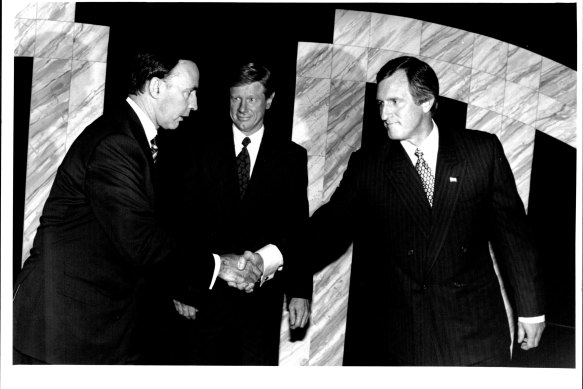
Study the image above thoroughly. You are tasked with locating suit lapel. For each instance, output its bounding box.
[384,141,431,238]
[213,127,241,205]
[125,102,154,167]
[425,129,466,273]
[124,102,160,196]
[244,127,278,203]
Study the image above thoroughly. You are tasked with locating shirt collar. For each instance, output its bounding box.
[400,120,439,173]
[232,124,265,148]
[401,120,439,155]
[126,96,157,143]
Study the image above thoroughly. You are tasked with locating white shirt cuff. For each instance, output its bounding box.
[257,244,283,286]
[518,315,545,324]
[209,254,221,289]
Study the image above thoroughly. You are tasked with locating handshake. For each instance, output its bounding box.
[218,250,264,293]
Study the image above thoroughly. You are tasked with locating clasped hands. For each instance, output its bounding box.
[218,250,264,293]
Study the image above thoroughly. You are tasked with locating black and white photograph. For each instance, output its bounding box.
[1,1,581,388]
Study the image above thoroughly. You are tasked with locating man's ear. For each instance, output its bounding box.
[420,96,434,114]
[265,92,275,110]
[148,77,162,98]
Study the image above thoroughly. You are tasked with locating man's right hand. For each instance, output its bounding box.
[218,252,262,292]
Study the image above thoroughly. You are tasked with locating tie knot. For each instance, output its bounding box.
[414,148,423,159]
[150,136,158,150]
[242,137,251,147]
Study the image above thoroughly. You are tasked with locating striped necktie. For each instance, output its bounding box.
[150,136,159,163]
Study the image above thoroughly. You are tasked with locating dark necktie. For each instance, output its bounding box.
[415,148,434,207]
[150,136,159,164]
[236,137,251,199]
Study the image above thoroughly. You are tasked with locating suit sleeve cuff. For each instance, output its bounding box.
[257,244,283,286]
[209,254,220,289]
[518,315,545,324]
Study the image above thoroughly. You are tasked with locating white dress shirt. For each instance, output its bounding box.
[126,97,157,146]
[207,125,284,289]
[400,120,439,174]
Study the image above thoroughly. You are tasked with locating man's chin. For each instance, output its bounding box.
[162,123,179,130]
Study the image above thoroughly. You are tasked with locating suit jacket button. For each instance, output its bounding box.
[407,249,414,256]
[422,284,428,290]
[461,246,468,253]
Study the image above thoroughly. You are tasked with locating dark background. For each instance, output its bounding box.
[14,2,578,367]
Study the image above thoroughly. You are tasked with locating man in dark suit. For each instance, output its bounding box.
[168,62,311,365]
[12,51,260,364]
[290,56,545,366]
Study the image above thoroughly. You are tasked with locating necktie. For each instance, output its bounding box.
[236,137,251,199]
[150,136,159,163]
[415,148,434,207]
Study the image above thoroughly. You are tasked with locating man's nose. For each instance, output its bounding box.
[380,104,391,121]
[238,100,247,113]
[188,94,198,112]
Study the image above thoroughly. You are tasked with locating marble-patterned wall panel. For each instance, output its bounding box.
[539,58,577,108]
[503,81,538,126]
[367,48,419,83]
[333,9,370,47]
[37,2,75,22]
[420,22,474,67]
[16,2,37,19]
[497,118,536,209]
[296,42,333,79]
[370,13,422,55]
[472,34,508,78]
[324,80,365,201]
[309,245,353,366]
[35,19,74,59]
[506,45,542,90]
[331,45,367,82]
[67,60,107,150]
[469,69,505,114]
[323,140,358,204]
[424,57,471,102]
[23,58,72,261]
[327,80,365,153]
[535,94,577,148]
[73,23,110,62]
[466,105,503,134]
[292,76,331,157]
[14,18,36,56]
[306,155,326,216]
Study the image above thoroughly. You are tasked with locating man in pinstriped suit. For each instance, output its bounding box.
[293,56,545,366]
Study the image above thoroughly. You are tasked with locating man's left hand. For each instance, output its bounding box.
[288,297,310,329]
[517,321,545,350]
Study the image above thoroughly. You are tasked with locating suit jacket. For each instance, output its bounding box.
[157,120,310,364]
[13,102,215,364]
[301,125,544,366]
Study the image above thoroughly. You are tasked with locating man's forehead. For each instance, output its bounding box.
[230,82,265,95]
[377,73,410,96]
[167,61,199,84]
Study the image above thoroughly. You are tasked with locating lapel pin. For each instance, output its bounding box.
[449,177,457,182]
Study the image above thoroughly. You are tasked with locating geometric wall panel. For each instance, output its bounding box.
[13,1,110,264]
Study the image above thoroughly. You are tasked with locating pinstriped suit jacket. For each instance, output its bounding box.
[304,126,544,366]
